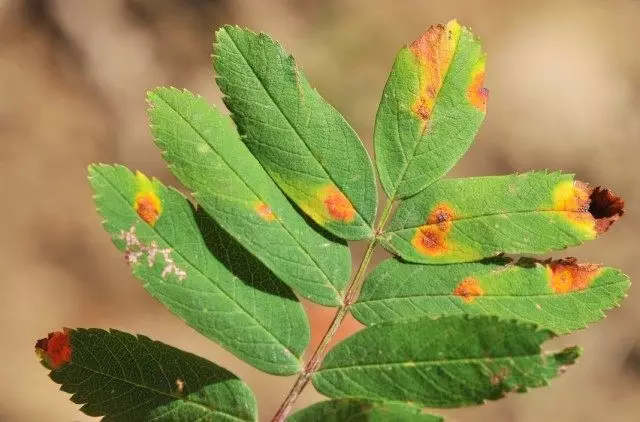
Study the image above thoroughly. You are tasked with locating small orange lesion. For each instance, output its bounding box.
[255,202,276,221]
[134,172,162,226]
[412,202,456,257]
[409,20,461,124]
[552,180,624,235]
[135,192,162,226]
[547,258,603,293]
[320,185,356,223]
[467,56,488,112]
[453,277,485,303]
[35,329,72,369]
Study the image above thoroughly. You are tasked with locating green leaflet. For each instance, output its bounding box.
[288,399,443,422]
[89,164,309,375]
[147,88,351,306]
[36,328,256,421]
[374,20,487,199]
[213,26,377,240]
[381,172,623,264]
[313,316,580,408]
[352,257,629,334]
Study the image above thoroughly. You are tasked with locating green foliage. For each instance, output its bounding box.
[37,18,628,422]
[89,164,309,375]
[41,329,257,421]
[147,88,350,306]
[313,316,580,408]
[288,399,443,421]
[352,257,629,334]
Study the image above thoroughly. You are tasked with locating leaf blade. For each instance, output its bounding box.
[288,399,443,422]
[351,257,629,334]
[214,26,377,240]
[313,316,580,408]
[89,164,309,375]
[381,172,624,264]
[374,20,487,199]
[36,328,257,421]
[148,87,351,306]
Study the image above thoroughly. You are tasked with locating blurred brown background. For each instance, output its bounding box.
[1,0,639,420]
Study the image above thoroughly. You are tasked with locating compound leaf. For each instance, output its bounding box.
[89,164,309,375]
[374,20,487,199]
[313,315,580,408]
[35,328,256,421]
[288,399,443,422]
[214,26,377,240]
[381,172,624,264]
[148,88,351,306]
[352,257,629,334]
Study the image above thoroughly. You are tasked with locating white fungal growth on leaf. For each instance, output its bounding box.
[119,226,187,281]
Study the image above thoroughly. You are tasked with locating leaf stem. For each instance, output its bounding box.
[271,199,394,421]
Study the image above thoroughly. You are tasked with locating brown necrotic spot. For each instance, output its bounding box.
[453,277,485,302]
[589,186,624,233]
[35,330,72,369]
[428,202,455,231]
[547,258,602,294]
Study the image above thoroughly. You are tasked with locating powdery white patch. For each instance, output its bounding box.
[119,226,187,281]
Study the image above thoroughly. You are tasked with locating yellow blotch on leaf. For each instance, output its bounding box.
[552,180,596,236]
[468,55,488,112]
[255,202,276,221]
[410,20,461,123]
[134,172,162,226]
[453,277,485,303]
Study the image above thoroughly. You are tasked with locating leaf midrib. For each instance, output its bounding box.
[318,352,550,374]
[221,29,371,226]
[94,168,303,367]
[68,361,249,422]
[389,209,594,234]
[355,280,625,304]
[151,92,341,303]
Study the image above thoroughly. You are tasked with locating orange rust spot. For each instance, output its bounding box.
[453,277,485,303]
[412,202,456,257]
[321,185,356,223]
[409,21,460,124]
[468,64,488,112]
[547,258,602,293]
[552,181,624,235]
[412,225,448,256]
[255,202,276,221]
[427,202,455,232]
[35,330,72,369]
[134,192,162,226]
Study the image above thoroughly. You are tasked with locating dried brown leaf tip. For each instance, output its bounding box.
[35,329,72,369]
[589,186,624,234]
[553,180,624,235]
[547,257,603,294]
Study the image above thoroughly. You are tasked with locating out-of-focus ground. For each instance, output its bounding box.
[1,0,639,420]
